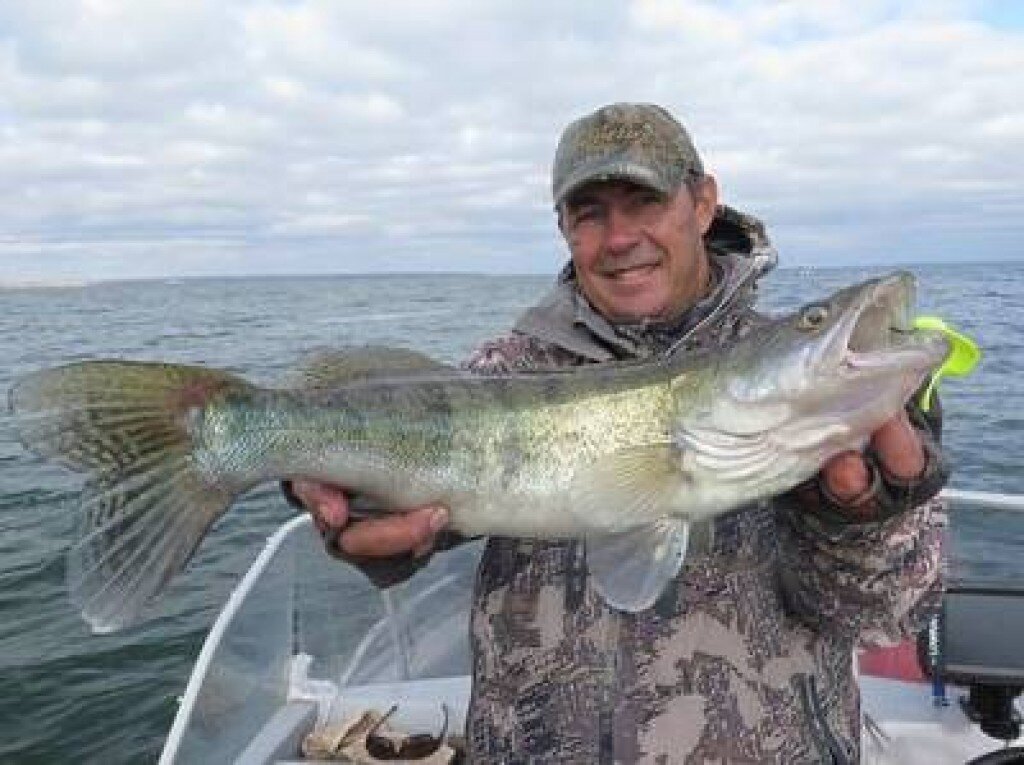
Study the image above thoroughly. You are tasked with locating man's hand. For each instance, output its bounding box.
[820,411,925,505]
[290,479,449,559]
[790,400,951,525]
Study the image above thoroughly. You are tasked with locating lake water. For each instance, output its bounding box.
[1,263,1022,763]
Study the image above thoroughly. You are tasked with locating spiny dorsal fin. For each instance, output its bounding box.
[291,346,452,389]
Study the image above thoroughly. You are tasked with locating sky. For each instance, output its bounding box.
[2,0,1023,282]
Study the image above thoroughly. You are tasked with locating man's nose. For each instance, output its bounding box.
[604,205,642,254]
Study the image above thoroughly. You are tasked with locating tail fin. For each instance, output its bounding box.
[9,360,251,633]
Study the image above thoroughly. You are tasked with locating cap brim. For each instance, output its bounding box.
[553,160,676,207]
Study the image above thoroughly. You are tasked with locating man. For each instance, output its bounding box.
[288,103,948,762]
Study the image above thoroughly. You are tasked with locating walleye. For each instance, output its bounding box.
[10,272,947,633]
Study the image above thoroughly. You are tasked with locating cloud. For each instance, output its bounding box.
[1,0,1022,281]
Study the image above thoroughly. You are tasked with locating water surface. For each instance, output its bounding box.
[1,264,1020,763]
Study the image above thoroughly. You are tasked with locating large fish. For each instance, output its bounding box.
[10,272,947,633]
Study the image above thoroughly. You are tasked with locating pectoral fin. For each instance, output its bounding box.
[587,518,690,612]
[568,443,691,610]
[568,442,688,531]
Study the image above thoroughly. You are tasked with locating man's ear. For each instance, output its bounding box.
[693,176,719,236]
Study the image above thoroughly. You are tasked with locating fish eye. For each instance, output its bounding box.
[798,304,829,330]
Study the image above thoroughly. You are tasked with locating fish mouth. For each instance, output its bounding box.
[838,272,948,374]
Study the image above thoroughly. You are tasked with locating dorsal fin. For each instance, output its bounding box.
[291,346,452,389]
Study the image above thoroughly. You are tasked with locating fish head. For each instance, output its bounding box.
[686,271,949,466]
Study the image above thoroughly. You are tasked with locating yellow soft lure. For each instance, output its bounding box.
[912,315,981,411]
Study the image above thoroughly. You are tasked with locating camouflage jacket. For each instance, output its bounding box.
[460,207,947,764]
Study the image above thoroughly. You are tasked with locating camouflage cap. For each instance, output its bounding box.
[552,103,704,207]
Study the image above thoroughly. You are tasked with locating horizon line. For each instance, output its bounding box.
[1,258,1019,288]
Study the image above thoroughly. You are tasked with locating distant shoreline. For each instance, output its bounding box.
[2,260,1020,289]
[0,278,98,289]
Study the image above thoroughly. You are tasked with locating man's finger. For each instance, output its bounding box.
[870,411,925,482]
[821,450,872,504]
[338,506,448,558]
[291,479,350,528]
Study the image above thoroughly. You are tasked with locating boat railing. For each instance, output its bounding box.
[943,488,1024,513]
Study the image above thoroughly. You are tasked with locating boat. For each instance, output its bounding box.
[158,489,1024,764]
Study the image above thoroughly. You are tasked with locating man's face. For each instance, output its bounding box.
[560,177,719,323]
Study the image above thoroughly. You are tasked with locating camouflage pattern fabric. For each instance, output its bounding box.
[459,211,947,763]
[551,103,705,207]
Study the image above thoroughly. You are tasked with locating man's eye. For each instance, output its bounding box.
[571,207,600,225]
[627,191,663,209]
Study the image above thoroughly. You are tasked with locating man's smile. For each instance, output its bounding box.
[603,262,661,282]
